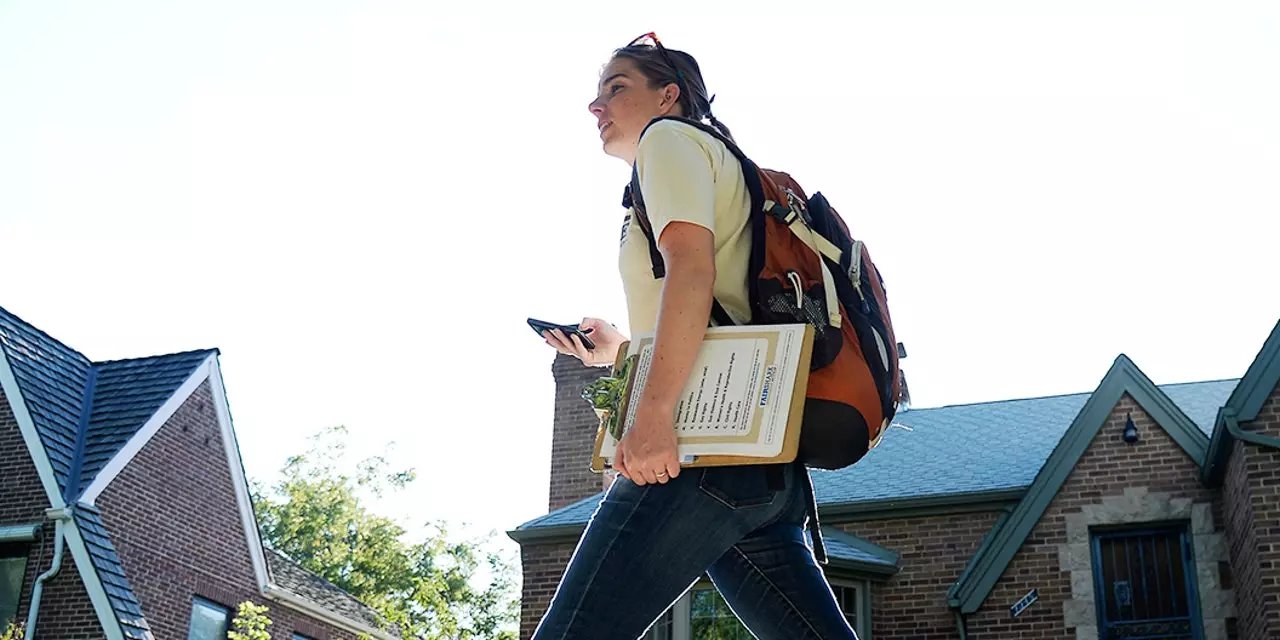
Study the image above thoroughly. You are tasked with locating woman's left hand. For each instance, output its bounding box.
[615,402,681,485]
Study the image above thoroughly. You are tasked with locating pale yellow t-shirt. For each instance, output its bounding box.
[618,119,753,336]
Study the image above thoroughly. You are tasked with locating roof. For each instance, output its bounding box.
[813,527,900,577]
[74,504,152,639]
[78,351,217,496]
[0,306,216,500]
[265,548,397,635]
[948,355,1217,614]
[1,304,395,639]
[1203,318,1280,484]
[513,374,1236,536]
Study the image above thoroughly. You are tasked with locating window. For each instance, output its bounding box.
[645,581,868,640]
[187,597,230,640]
[1090,525,1201,640]
[0,544,28,629]
[689,588,754,639]
[831,581,869,638]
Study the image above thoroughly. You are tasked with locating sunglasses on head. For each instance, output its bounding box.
[626,32,685,88]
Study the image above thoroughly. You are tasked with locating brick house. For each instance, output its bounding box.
[510,317,1280,640]
[0,305,399,639]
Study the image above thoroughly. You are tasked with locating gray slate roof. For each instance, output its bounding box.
[2,305,392,639]
[515,379,1239,534]
[0,306,215,499]
[265,548,398,636]
[79,350,214,495]
[75,504,152,639]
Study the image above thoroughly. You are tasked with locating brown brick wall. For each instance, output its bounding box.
[1223,381,1280,640]
[24,550,105,639]
[966,395,1225,639]
[2,388,104,638]
[518,540,576,639]
[549,355,606,512]
[95,380,358,639]
[837,511,1004,640]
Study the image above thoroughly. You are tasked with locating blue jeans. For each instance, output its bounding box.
[530,462,859,639]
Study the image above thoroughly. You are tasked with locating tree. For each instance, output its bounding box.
[251,426,518,640]
[229,601,273,640]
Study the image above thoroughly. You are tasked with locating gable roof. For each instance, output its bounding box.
[1203,318,1280,484]
[77,351,217,495]
[512,375,1235,536]
[0,304,397,639]
[265,549,395,634]
[0,305,217,502]
[947,354,1212,614]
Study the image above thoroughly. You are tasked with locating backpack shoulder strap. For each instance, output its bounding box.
[624,117,773,324]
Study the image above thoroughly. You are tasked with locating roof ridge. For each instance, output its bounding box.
[93,347,220,367]
[0,304,92,364]
[65,366,99,502]
[907,377,1240,413]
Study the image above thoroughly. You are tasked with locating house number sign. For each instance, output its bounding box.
[1010,589,1039,618]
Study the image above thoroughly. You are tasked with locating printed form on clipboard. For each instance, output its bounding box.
[590,323,815,471]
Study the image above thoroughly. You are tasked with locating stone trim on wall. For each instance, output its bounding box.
[1058,486,1235,640]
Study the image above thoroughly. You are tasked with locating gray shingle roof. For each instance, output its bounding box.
[265,548,400,636]
[75,504,153,639]
[514,379,1239,534]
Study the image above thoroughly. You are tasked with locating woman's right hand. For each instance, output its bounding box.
[544,317,627,367]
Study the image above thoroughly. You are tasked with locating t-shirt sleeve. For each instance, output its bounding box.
[634,121,717,242]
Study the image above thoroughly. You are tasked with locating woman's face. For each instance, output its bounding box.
[589,56,680,164]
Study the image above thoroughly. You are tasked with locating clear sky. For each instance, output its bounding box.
[2,0,1278,567]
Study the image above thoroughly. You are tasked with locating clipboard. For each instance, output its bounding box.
[589,324,814,472]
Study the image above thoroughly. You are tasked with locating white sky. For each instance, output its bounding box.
[2,0,1278,566]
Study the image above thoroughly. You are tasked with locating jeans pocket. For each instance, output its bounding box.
[698,466,778,510]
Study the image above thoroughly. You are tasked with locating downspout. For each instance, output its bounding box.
[954,610,969,640]
[26,506,74,638]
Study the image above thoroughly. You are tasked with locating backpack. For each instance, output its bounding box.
[622,116,905,470]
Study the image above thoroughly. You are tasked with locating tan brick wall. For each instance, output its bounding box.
[967,395,1234,640]
[96,381,359,639]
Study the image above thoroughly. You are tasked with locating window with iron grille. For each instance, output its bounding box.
[1090,524,1202,640]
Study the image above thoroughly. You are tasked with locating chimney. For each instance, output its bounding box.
[548,354,610,512]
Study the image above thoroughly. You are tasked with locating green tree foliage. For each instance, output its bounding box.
[228,601,273,640]
[252,426,518,640]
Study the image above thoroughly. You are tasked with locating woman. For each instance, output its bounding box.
[535,34,860,639]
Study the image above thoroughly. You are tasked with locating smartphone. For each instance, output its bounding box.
[528,318,596,350]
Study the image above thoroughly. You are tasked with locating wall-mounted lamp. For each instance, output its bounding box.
[1122,412,1139,444]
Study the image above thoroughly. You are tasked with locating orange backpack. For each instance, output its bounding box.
[623,117,906,470]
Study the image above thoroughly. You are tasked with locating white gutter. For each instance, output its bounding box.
[25,506,74,638]
[261,584,397,640]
